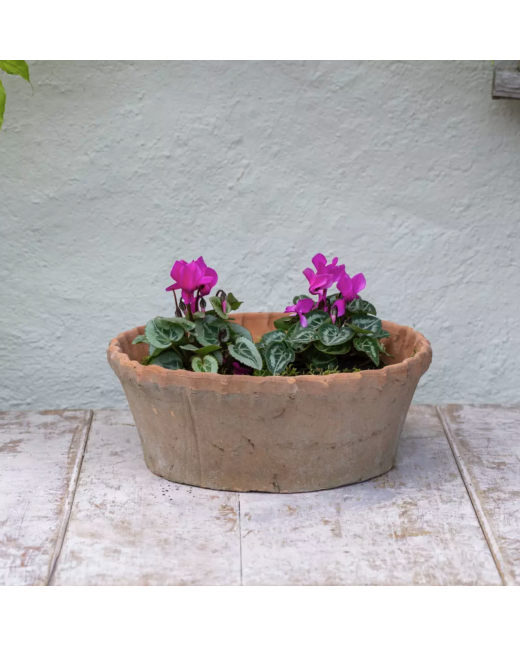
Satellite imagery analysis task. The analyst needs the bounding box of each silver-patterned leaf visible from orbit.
[304,310,330,329]
[149,348,184,370]
[228,322,253,342]
[228,336,263,370]
[353,336,380,366]
[209,296,229,320]
[191,354,219,373]
[346,298,377,316]
[286,321,317,349]
[347,315,382,336]
[145,317,185,348]
[314,340,351,355]
[317,323,355,346]
[306,348,338,370]
[259,330,287,348]
[265,342,295,375]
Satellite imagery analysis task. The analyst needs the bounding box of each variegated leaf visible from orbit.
[346,298,377,316]
[228,336,263,370]
[347,315,382,336]
[353,336,380,366]
[304,310,330,329]
[145,317,184,348]
[150,348,184,370]
[265,342,295,375]
[306,348,338,371]
[317,323,355,346]
[286,321,317,350]
[191,354,219,373]
[314,340,351,355]
[259,330,287,348]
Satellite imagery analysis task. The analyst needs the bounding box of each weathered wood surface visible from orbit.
[52,410,241,585]
[239,406,502,585]
[0,410,92,586]
[438,405,520,586]
[492,65,520,99]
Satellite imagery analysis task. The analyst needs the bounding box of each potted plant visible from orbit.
[108,254,431,492]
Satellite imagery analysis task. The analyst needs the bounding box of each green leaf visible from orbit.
[191,354,219,373]
[286,321,317,351]
[378,341,394,358]
[228,337,263,370]
[145,317,185,348]
[258,330,286,348]
[306,348,338,371]
[347,315,382,336]
[375,329,391,339]
[132,334,147,345]
[209,296,229,320]
[161,316,196,331]
[273,316,297,332]
[179,343,200,352]
[346,298,377,316]
[353,337,380,366]
[194,319,228,346]
[0,60,30,83]
[292,294,310,305]
[213,350,224,365]
[226,293,243,311]
[148,344,166,359]
[149,348,183,370]
[265,342,295,375]
[0,79,5,131]
[194,344,221,357]
[227,322,253,342]
[304,310,330,329]
[314,340,351,355]
[317,323,355,346]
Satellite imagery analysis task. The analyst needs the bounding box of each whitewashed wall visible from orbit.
[1,60,519,410]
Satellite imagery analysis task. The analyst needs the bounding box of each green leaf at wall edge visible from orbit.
[0,60,30,83]
[191,354,219,373]
[132,334,147,345]
[317,323,355,346]
[314,340,351,355]
[149,348,184,370]
[265,341,295,375]
[209,296,229,320]
[353,336,380,366]
[226,293,243,311]
[228,337,263,370]
[0,79,5,131]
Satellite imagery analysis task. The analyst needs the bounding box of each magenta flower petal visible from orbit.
[351,273,366,294]
[334,298,346,317]
[312,253,327,270]
[297,298,315,314]
[299,313,308,327]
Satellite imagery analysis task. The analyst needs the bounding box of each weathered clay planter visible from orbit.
[107,313,431,493]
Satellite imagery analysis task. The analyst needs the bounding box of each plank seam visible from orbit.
[45,409,94,586]
[436,406,514,586]
[238,494,243,586]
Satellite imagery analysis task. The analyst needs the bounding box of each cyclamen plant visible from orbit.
[134,257,262,375]
[256,253,391,375]
[134,254,391,376]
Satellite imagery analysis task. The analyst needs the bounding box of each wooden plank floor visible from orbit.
[1,405,519,585]
[0,410,92,586]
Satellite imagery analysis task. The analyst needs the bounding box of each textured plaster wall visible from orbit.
[1,60,519,410]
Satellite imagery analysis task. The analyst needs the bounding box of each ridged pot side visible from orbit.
[108,314,432,493]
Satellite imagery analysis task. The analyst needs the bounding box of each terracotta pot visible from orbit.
[107,313,431,493]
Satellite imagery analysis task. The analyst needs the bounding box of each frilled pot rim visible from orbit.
[107,313,432,394]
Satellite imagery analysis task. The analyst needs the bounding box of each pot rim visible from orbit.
[107,314,432,386]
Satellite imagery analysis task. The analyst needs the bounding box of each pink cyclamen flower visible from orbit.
[165,256,218,306]
[232,361,251,375]
[311,253,345,282]
[337,272,366,303]
[285,297,315,328]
